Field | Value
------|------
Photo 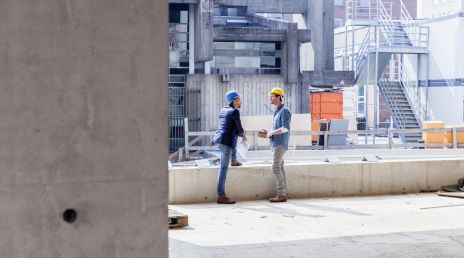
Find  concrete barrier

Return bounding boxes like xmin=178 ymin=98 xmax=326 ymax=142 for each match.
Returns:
xmin=169 ymin=158 xmax=464 ymax=204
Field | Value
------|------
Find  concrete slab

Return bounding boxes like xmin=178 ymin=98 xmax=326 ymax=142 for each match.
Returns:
xmin=169 ymin=194 xmax=464 ymax=257
xmin=170 ymin=150 xmax=464 ymax=204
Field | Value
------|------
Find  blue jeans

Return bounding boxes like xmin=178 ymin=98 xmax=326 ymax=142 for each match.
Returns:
xmin=231 ymin=147 xmax=237 ymax=160
xmin=217 ymin=144 xmax=233 ymax=197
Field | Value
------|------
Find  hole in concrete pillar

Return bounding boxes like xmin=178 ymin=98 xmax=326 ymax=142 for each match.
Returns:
xmin=63 ymin=209 xmax=77 ymax=224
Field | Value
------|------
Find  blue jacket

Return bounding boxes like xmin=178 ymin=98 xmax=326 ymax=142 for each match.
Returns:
xmin=270 ymin=104 xmax=291 ymax=150
xmin=213 ymin=106 xmax=244 ymax=148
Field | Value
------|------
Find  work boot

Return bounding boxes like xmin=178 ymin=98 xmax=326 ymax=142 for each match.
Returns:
xmin=217 ymin=196 xmax=236 ymax=204
xmin=230 ymin=160 xmax=242 ymax=167
xmin=269 ymin=195 xmax=288 ymax=203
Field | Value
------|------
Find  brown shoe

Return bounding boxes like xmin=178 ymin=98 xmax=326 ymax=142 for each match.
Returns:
xmin=217 ymin=196 xmax=236 ymax=204
xmin=230 ymin=160 xmax=242 ymax=167
xmin=269 ymin=195 xmax=288 ymax=203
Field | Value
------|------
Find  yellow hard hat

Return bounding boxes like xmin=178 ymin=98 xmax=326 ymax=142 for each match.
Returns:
xmin=269 ymin=87 xmax=285 ymax=96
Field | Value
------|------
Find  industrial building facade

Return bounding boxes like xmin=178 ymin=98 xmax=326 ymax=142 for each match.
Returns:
xmin=168 ymin=0 xmax=354 ymax=151
xmin=330 ymin=0 xmax=464 ymax=136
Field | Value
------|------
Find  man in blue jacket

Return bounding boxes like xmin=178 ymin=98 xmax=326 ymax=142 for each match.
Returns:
xmin=213 ymin=90 xmax=247 ymax=204
xmin=260 ymin=87 xmax=291 ymax=202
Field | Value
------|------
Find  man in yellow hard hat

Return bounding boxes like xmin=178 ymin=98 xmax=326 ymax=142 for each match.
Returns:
xmin=259 ymin=87 xmax=291 ymax=202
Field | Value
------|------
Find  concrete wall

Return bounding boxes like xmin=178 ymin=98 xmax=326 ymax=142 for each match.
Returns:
xmin=0 ymin=1 xmax=168 ymax=257
xmin=186 ymin=75 xmax=304 ymax=131
xmin=170 ymin=158 xmax=464 ymax=204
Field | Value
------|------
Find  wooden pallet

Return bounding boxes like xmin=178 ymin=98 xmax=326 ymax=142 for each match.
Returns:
xmin=169 ymin=209 xmax=188 ymax=228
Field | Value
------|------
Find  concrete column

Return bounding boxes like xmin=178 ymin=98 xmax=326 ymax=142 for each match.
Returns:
xmin=286 ymin=23 xmax=300 ymax=84
xmin=0 ymin=1 xmax=168 ymax=257
xmin=189 ymin=4 xmax=195 ymax=74
xmin=281 ymin=41 xmax=289 ymax=84
xmin=205 ymin=61 xmax=211 ymax=74
xmin=308 ymin=0 xmax=335 ymax=72
xmin=300 ymin=82 xmax=311 ymax=114
xmin=194 ymin=0 xmax=214 ymax=62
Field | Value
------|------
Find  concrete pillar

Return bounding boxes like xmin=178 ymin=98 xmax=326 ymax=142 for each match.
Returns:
xmin=290 ymin=82 xmax=310 ymax=114
xmin=308 ymin=0 xmax=335 ymax=72
xmin=301 ymin=82 xmax=311 ymax=113
xmin=281 ymin=41 xmax=289 ymax=84
xmin=189 ymin=4 xmax=196 ymax=74
xmin=195 ymin=0 xmax=214 ymax=62
xmin=205 ymin=61 xmax=212 ymax=75
xmin=0 ymin=1 xmax=168 ymax=257
xmin=286 ymin=23 xmax=300 ymax=84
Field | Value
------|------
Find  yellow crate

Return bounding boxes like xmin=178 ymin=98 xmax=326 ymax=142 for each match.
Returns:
xmin=422 ymin=121 xmax=446 ymax=144
xmin=446 ymin=126 xmax=464 ymax=144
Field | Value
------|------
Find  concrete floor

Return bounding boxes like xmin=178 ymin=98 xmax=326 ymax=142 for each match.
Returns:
xmin=169 ymin=194 xmax=464 ymax=258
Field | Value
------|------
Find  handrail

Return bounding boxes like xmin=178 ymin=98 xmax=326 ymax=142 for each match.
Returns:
xmin=354 ymin=26 xmax=373 ymax=77
xmin=398 ymin=59 xmax=424 ymax=123
xmin=346 ymin=0 xmax=394 ymax=22
xmin=378 ymin=1 xmax=396 ymax=46
xmin=400 ymin=0 xmax=413 ymax=22
xmin=378 ymin=73 xmax=418 ymax=143
xmin=384 ymin=56 xmax=422 ymax=127
xmin=181 ymin=123 xmax=464 ymax=159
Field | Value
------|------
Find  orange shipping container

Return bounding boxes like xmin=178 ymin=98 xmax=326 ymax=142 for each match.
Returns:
xmin=310 ymin=92 xmax=343 ymax=120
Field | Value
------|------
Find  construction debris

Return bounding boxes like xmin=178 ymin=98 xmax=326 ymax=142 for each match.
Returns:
xmin=169 ymin=209 xmax=188 ymax=229
xmin=437 ymin=191 xmax=464 ymax=199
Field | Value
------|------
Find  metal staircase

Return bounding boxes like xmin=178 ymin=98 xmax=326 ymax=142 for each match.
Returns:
xmin=342 ymin=0 xmax=429 ymax=144
xmin=378 ymin=77 xmax=422 ymax=143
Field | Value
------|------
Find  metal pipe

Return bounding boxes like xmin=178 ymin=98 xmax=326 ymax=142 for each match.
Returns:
xmin=374 ymin=26 xmax=379 ymax=133
xmin=425 ymin=52 xmax=430 ymax=120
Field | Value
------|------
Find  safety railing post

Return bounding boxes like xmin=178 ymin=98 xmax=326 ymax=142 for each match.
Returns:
xmin=388 ymin=128 xmax=393 ymax=149
xmin=324 ymin=131 xmax=329 ymax=150
xmin=253 ymin=131 xmax=258 ymax=151
xmin=184 ymin=117 xmax=189 ymax=159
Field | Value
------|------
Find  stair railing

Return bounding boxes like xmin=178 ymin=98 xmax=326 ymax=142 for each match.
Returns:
xmin=379 ymin=72 xmax=415 ymax=143
xmin=377 ymin=0 xmax=396 ymax=46
xmin=400 ymin=0 xmax=413 ymax=22
xmin=398 ymin=59 xmax=424 ymax=124
xmin=354 ymin=26 xmax=375 ymax=79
